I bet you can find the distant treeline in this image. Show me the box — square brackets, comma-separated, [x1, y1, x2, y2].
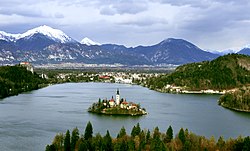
[46, 122, 250, 151]
[0, 65, 45, 99]
[145, 54, 250, 91]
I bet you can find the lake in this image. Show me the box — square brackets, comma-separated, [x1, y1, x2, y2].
[0, 83, 250, 150]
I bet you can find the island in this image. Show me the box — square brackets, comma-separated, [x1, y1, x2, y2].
[88, 89, 147, 116]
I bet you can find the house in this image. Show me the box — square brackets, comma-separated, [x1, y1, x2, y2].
[128, 103, 138, 110]
[120, 101, 128, 109]
[109, 98, 115, 107]
[20, 62, 34, 74]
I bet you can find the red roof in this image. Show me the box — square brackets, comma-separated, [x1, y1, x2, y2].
[99, 76, 110, 79]
[122, 102, 128, 104]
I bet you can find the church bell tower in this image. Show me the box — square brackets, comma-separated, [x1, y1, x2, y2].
[116, 89, 120, 105]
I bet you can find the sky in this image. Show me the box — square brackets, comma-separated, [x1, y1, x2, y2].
[0, 0, 250, 51]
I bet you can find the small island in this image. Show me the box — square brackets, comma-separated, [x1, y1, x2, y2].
[88, 89, 147, 116]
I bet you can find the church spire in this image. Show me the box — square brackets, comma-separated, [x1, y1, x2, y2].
[116, 89, 120, 105]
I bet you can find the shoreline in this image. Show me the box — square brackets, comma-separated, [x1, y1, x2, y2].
[219, 102, 250, 113]
[88, 110, 147, 116]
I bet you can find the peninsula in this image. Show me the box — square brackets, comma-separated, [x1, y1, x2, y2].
[88, 89, 147, 116]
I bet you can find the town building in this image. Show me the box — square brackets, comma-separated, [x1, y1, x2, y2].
[20, 62, 34, 74]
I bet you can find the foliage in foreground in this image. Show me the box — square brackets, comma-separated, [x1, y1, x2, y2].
[46, 122, 250, 151]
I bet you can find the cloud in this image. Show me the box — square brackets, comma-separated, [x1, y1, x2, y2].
[0, 0, 250, 50]
[118, 17, 168, 27]
[98, 0, 148, 15]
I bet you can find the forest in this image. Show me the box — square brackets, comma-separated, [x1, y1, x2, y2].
[46, 122, 250, 151]
[219, 87, 250, 112]
[145, 54, 250, 91]
[0, 65, 46, 99]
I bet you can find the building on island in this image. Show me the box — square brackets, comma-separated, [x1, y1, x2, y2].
[116, 89, 120, 105]
[109, 96, 115, 107]
[88, 89, 147, 115]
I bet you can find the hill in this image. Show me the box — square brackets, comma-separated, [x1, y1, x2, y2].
[0, 65, 45, 99]
[146, 54, 250, 91]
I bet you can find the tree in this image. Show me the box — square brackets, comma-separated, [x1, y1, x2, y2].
[64, 130, 71, 151]
[117, 126, 126, 138]
[45, 144, 56, 151]
[243, 136, 250, 151]
[84, 121, 93, 140]
[151, 127, 166, 151]
[216, 136, 225, 149]
[178, 128, 186, 144]
[78, 139, 88, 151]
[103, 130, 113, 151]
[52, 133, 64, 151]
[131, 123, 141, 137]
[165, 125, 173, 143]
[153, 127, 160, 140]
[71, 127, 79, 151]
[146, 129, 151, 144]
[92, 133, 103, 151]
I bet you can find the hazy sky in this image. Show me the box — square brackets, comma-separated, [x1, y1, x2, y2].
[0, 0, 250, 51]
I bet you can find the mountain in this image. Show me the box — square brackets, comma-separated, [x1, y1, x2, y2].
[132, 38, 219, 65]
[0, 25, 76, 43]
[237, 48, 250, 55]
[0, 26, 219, 65]
[81, 37, 101, 46]
[145, 54, 250, 91]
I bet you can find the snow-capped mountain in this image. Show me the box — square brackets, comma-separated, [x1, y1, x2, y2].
[81, 37, 101, 46]
[205, 49, 237, 55]
[0, 25, 219, 65]
[0, 25, 76, 43]
[0, 31, 17, 41]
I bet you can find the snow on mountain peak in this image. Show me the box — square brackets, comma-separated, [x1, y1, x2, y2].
[81, 37, 101, 46]
[0, 25, 75, 43]
[18, 25, 74, 43]
[0, 31, 18, 41]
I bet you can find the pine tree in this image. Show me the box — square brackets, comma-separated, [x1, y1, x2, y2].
[146, 129, 151, 144]
[131, 123, 141, 137]
[71, 127, 79, 151]
[84, 121, 93, 140]
[64, 130, 71, 151]
[117, 126, 126, 138]
[103, 130, 113, 151]
[165, 125, 173, 143]
[178, 128, 186, 144]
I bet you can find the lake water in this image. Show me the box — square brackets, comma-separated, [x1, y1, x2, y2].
[0, 83, 250, 150]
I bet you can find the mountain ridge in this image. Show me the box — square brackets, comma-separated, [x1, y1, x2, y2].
[0, 25, 219, 65]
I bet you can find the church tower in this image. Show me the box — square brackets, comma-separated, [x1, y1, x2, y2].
[116, 89, 120, 105]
